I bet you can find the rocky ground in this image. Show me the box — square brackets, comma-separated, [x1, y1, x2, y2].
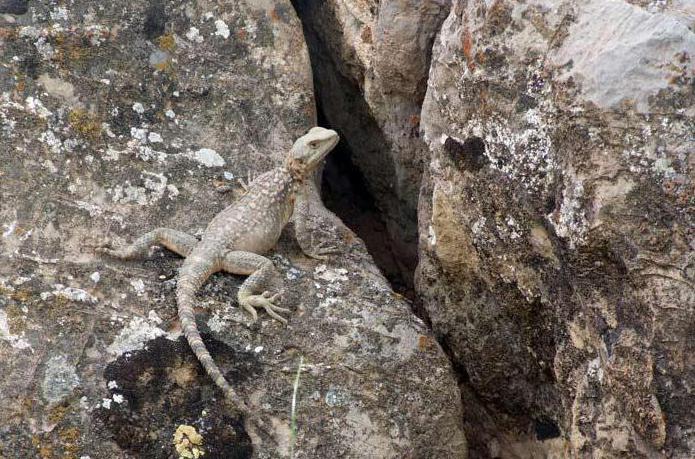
[0, 1, 464, 458]
[2, 0, 694, 458]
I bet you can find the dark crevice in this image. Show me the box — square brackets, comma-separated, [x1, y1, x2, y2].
[317, 106, 415, 298]
[292, 0, 417, 299]
[534, 418, 561, 440]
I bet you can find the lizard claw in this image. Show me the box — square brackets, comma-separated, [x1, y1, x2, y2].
[237, 171, 256, 193]
[95, 241, 134, 260]
[240, 291, 289, 325]
[306, 241, 339, 260]
[95, 239, 120, 257]
[215, 184, 235, 193]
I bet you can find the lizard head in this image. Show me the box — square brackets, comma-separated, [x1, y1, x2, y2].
[287, 127, 339, 179]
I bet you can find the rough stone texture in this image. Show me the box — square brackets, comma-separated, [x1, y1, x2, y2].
[0, 1, 465, 458]
[292, 0, 451, 292]
[418, 0, 694, 457]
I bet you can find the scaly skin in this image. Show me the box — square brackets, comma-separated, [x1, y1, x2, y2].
[98, 127, 339, 417]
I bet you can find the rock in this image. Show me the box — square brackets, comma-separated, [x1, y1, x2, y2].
[418, 0, 694, 457]
[0, 0, 28, 16]
[0, 1, 465, 457]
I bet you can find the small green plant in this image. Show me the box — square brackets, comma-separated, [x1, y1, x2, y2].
[289, 356, 304, 459]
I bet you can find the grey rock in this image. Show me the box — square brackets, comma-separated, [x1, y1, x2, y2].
[41, 355, 81, 405]
[0, 1, 465, 457]
[418, 0, 694, 457]
[0, 0, 28, 16]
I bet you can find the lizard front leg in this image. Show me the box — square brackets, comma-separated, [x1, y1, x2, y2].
[293, 193, 339, 260]
[97, 228, 197, 259]
[221, 251, 290, 324]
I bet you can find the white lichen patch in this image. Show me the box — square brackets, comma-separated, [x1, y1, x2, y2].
[587, 357, 604, 382]
[41, 355, 80, 404]
[457, 109, 556, 195]
[185, 27, 204, 43]
[85, 24, 110, 46]
[132, 102, 145, 114]
[285, 267, 301, 280]
[186, 148, 225, 167]
[39, 130, 63, 154]
[106, 314, 173, 356]
[314, 265, 349, 283]
[130, 279, 146, 295]
[214, 19, 230, 39]
[548, 178, 588, 248]
[25, 96, 52, 119]
[130, 127, 147, 140]
[148, 132, 163, 143]
[43, 284, 98, 304]
[110, 171, 177, 205]
[207, 311, 227, 333]
[34, 36, 55, 60]
[2, 220, 17, 238]
[499, 215, 523, 241]
[0, 309, 31, 350]
[49, 6, 69, 22]
[135, 144, 169, 162]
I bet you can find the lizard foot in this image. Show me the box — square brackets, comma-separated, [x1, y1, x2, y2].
[239, 291, 290, 325]
[305, 240, 339, 260]
[237, 171, 257, 193]
[94, 240, 123, 258]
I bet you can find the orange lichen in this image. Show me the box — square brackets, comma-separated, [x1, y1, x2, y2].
[68, 109, 102, 140]
[158, 33, 177, 51]
[418, 335, 434, 351]
[0, 27, 18, 39]
[361, 26, 373, 44]
[409, 114, 420, 128]
[462, 29, 476, 71]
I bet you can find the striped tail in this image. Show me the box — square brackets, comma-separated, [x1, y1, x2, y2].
[176, 260, 250, 414]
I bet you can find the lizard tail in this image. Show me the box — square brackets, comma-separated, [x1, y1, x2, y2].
[177, 261, 250, 414]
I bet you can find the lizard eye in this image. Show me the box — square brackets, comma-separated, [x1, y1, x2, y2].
[308, 141, 319, 149]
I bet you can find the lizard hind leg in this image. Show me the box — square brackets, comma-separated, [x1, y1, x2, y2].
[97, 228, 198, 260]
[221, 251, 290, 325]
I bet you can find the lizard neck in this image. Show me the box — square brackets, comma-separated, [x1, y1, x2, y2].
[282, 163, 308, 187]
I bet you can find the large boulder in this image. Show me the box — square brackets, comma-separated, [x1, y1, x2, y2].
[418, 0, 694, 457]
[0, 1, 465, 457]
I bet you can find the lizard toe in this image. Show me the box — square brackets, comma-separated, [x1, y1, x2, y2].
[239, 300, 259, 322]
[263, 305, 288, 325]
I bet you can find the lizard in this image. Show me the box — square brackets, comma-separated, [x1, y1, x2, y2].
[97, 127, 339, 418]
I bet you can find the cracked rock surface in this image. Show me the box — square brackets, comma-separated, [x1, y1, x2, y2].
[288, 0, 694, 457]
[0, 1, 465, 457]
